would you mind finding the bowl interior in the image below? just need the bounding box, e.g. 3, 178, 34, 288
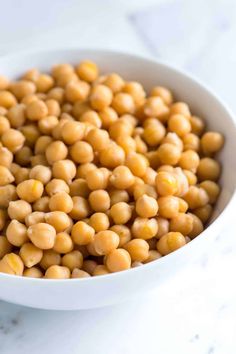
0, 49, 235, 224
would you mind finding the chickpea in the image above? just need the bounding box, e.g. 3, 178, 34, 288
10, 80, 36, 100
69, 179, 90, 199
27, 223, 56, 249
52, 160, 76, 184
82, 259, 97, 274
71, 268, 90, 278
0, 253, 24, 275
52, 63, 74, 79
76, 60, 98, 82
89, 84, 113, 111
45, 99, 61, 116
89, 213, 110, 232
183, 133, 200, 152
157, 232, 186, 255
16, 179, 43, 203
188, 213, 204, 239
45, 265, 70, 279
86, 168, 108, 190
125, 152, 149, 177
70, 141, 94, 164
99, 143, 125, 168
53, 232, 73, 254
133, 183, 157, 200
162, 132, 183, 151
194, 204, 213, 224
145, 150, 160, 169
124, 239, 149, 262
45, 141, 68, 164
71, 221, 95, 245
155, 171, 178, 196
8, 200, 32, 222
26, 100, 48, 121
69, 196, 90, 220
35, 74, 54, 93
20, 124, 40, 147
0, 209, 7, 231
178, 150, 200, 172
29, 165, 51, 185
25, 212, 45, 226
178, 198, 189, 213
89, 190, 110, 212
150, 86, 173, 105
106, 248, 131, 272
0, 116, 10, 135
99, 107, 118, 128
112, 92, 135, 115
168, 114, 191, 137
49, 192, 73, 213
71, 101, 90, 120
109, 120, 133, 140
1, 129, 25, 153
109, 189, 129, 206
183, 170, 197, 186
76, 163, 96, 179
136, 195, 158, 218
6, 220, 28, 247
170, 102, 190, 117
189, 116, 205, 136
23, 267, 43, 278
200, 180, 220, 204
19, 243, 43, 268
34, 136, 53, 154
103, 73, 124, 93
93, 265, 109, 276
14, 146, 32, 166
80, 110, 102, 128
110, 166, 134, 189
38, 115, 58, 134
86, 128, 110, 152
201, 132, 224, 156
45, 211, 71, 232
45, 178, 69, 196
183, 186, 209, 209
40, 250, 61, 270
0, 166, 14, 186
0, 91, 17, 108
131, 217, 158, 240
143, 97, 169, 121
61, 250, 83, 271
0, 184, 17, 208
123, 81, 146, 105
157, 143, 181, 165
0, 107, 7, 115
7, 104, 26, 128
93, 230, 119, 255
65, 81, 90, 103
0, 236, 12, 258
156, 217, 169, 239
134, 135, 147, 154
158, 196, 179, 218
110, 202, 132, 225
169, 213, 193, 235
143, 120, 166, 146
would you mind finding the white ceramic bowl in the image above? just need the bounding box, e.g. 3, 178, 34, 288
0, 49, 235, 310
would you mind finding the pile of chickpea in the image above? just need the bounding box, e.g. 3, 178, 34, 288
0, 60, 224, 279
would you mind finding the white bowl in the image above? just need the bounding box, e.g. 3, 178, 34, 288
0, 49, 235, 310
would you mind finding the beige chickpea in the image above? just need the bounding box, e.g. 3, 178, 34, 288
194, 204, 213, 224
99, 143, 125, 169
1, 129, 25, 153
109, 120, 133, 140
134, 135, 147, 154
61, 121, 85, 145
7, 103, 26, 128
40, 250, 61, 270
49, 192, 73, 213
156, 217, 169, 239
200, 180, 220, 204
157, 143, 181, 166
34, 135, 53, 154
46, 178, 69, 196
0, 236, 12, 258
0, 253, 24, 276
65, 81, 90, 103
26, 99, 48, 121
25, 212, 45, 226
45, 211, 71, 232
20, 124, 40, 147
201, 132, 224, 156
80, 110, 102, 128
8, 200, 32, 222
82, 260, 97, 275
150, 86, 173, 105
90, 84, 113, 111
110, 166, 134, 190
133, 183, 157, 200
168, 114, 191, 137
31, 154, 48, 167
170, 213, 193, 235
53, 232, 73, 254
89, 213, 110, 232
86, 168, 108, 190
10, 80, 36, 100
72, 268, 90, 278
0, 116, 10, 136
123, 81, 146, 105
162, 132, 183, 151
0, 166, 14, 186
189, 116, 205, 136
52, 159, 76, 183
183, 170, 197, 186
106, 248, 131, 272
143, 97, 169, 122
145, 150, 160, 169
158, 196, 179, 218
170, 102, 190, 117
69, 196, 91, 220
0, 209, 7, 231
110, 224, 131, 247
14, 146, 32, 166
124, 239, 149, 262
29, 165, 51, 185
35, 74, 54, 93
71, 101, 90, 119
183, 186, 209, 209
131, 217, 158, 240
71, 221, 95, 246
23, 267, 43, 278
13, 166, 30, 184
93, 265, 110, 276
89, 190, 110, 212
103, 73, 124, 93
155, 171, 178, 196
157, 232, 186, 255
86, 128, 110, 152
135, 195, 158, 218
109, 189, 129, 206
62, 250, 83, 271
45, 265, 70, 279
52, 63, 74, 79
16, 179, 44, 203
125, 152, 149, 177
143, 120, 166, 146
0, 91, 17, 108
45, 99, 61, 116
6, 220, 28, 247
27, 223, 56, 249
188, 213, 204, 239
178, 150, 200, 172
93, 230, 119, 255
19, 243, 43, 268
110, 202, 132, 225
76, 60, 98, 82
45, 141, 68, 164
38, 115, 58, 134
112, 92, 135, 115
99, 107, 118, 128
70, 141, 94, 164
183, 133, 200, 152
0, 184, 17, 207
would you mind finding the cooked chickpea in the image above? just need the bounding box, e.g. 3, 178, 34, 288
133, 183, 157, 201
0, 75, 9, 90
40, 250, 61, 270
29, 165, 52, 184
0, 91, 17, 108
89, 190, 110, 212
52, 159, 76, 183
25, 212, 45, 226
35, 74, 54, 93
86, 168, 108, 190
16, 179, 43, 203
49, 192, 73, 213
0, 253, 24, 275
69, 178, 90, 199
19, 243, 43, 268
125, 152, 149, 178
45, 99, 61, 116
65, 81, 90, 103
183, 133, 200, 151
61, 250, 83, 271
69, 196, 90, 220
131, 217, 158, 240
99, 143, 125, 168
170, 102, 190, 117
109, 120, 133, 140
23, 267, 43, 278
1, 129, 25, 153
158, 196, 179, 218
45, 211, 71, 232
10, 80, 36, 100
188, 213, 204, 239
156, 217, 169, 239
0, 116, 10, 136
86, 128, 110, 152
183, 170, 197, 185
123, 81, 146, 105
106, 248, 131, 272
109, 224, 131, 247
110, 166, 134, 190
155, 171, 178, 196
89, 213, 110, 232
143, 120, 166, 146
27, 222, 56, 249
200, 180, 220, 204
20, 124, 40, 147
201, 132, 224, 155
168, 114, 191, 137
89, 84, 112, 111
45, 141, 68, 164
103, 73, 124, 93
93, 230, 119, 255
82, 260, 97, 274
93, 265, 109, 276
38, 115, 58, 134
8, 200, 32, 222
178, 150, 200, 172
71, 221, 95, 245
99, 106, 118, 128
70, 141, 94, 164
72, 268, 90, 278
14, 146, 32, 166
157, 232, 186, 255
6, 220, 28, 247
26, 99, 48, 121
112, 92, 135, 115
109, 189, 129, 206
52, 232, 73, 254
46, 178, 69, 196
110, 202, 132, 225
76, 60, 98, 82
7, 103, 26, 128
135, 195, 158, 218
183, 186, 209, 209
45, 265, 70, 279
157, 143, 181, 166
52, 64, 74, 79
143, 97, 169, 121
80, 110, 102, 128
150, 86, 173, 105
194, 204, 213, 224
189, 116, 205, 136
124, 239, 149, 262
0, 184, 17, 208
0, 166, 14, 186
170, 213, 193, 235
0, 236, 12, 258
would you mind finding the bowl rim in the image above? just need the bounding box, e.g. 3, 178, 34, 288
0, 47, 235, 284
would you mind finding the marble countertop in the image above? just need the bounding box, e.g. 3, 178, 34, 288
0, 1, 236, 353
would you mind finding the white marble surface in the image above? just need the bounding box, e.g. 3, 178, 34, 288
0, 1, 236, 353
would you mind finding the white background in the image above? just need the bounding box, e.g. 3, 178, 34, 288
0, 1, 236, 353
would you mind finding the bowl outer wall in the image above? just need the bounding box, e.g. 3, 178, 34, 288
0, 49, 235, 310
